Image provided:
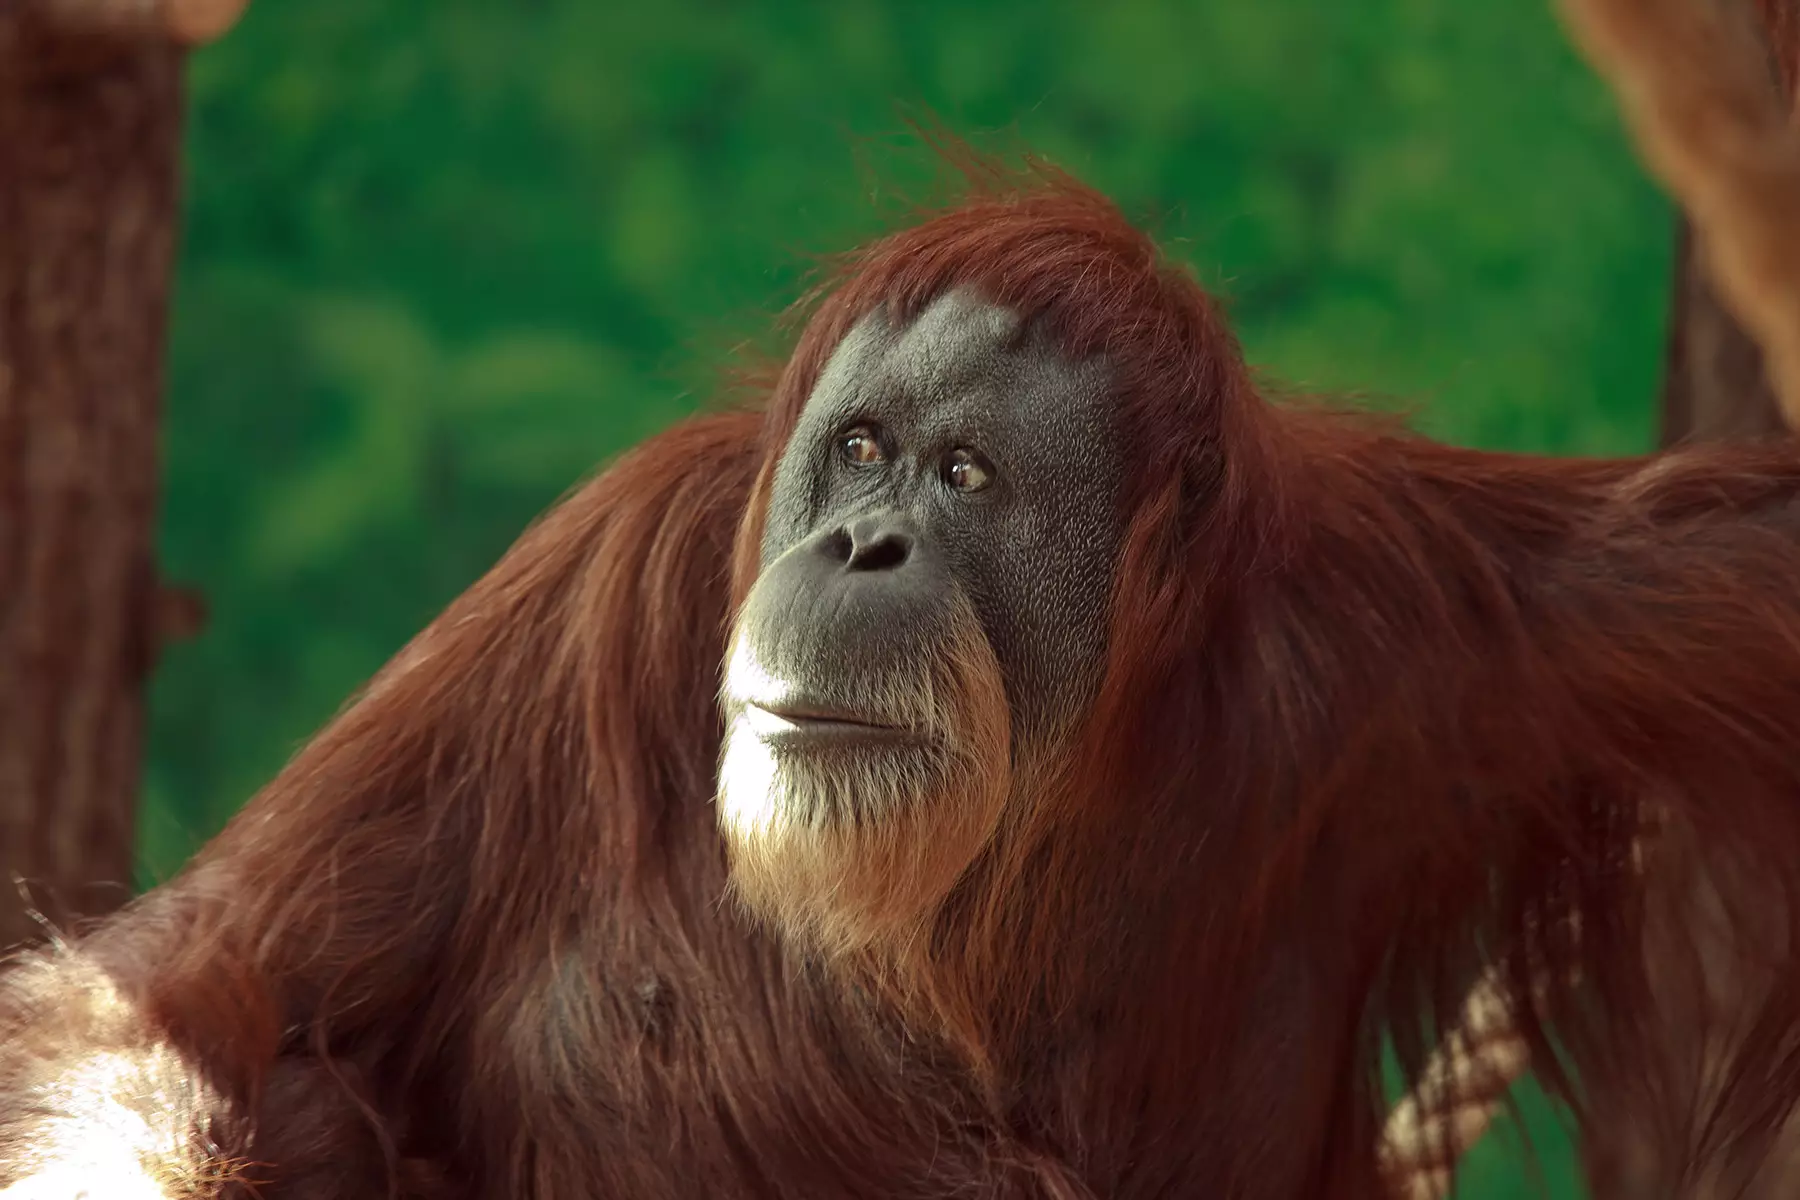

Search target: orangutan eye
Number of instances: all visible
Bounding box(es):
[943,448,993,493]
[838,424,886,466]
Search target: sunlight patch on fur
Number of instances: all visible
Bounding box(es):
[0,1162,170,1200]
[0,1048,185,1199]
[717,635,794,843]
[0,959,226,1199]
[717,706,788,844]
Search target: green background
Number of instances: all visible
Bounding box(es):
[147,2,1677,1192]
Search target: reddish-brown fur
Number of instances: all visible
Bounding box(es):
[5,157,1800,1198]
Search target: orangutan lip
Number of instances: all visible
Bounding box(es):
[748,702,895,730]
[742,702,922,745]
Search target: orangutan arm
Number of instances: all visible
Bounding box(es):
[0,409,763,1196]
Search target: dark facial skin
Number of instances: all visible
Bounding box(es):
[732,287,1124,766]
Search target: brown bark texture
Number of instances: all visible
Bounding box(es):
[1658,0,1800,444]
[0,20,186,951]
[33,0,249,48]
[1661,216,1790,443]
[1558,0,1800,429]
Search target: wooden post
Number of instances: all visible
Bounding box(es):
[1661,217,1790,442]
[1662,0,1794,442]
[0,3,230,950]
[1659,1,1800,443]
[1555,0,1800,429]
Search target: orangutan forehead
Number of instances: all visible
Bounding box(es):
[819,288,1023,397]
[804,286,1111,437]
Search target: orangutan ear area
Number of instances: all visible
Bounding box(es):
[4,1,1800,1198]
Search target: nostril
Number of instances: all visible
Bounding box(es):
[819,527,854,564]
[846,531,911,572]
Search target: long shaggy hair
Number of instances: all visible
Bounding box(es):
[4,152,1800,1200]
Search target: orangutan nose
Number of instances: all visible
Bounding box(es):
[822,513,917,574]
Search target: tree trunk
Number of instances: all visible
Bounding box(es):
[1660,216,1790,444]
[0,17,188,950]
[1660,0,1800,445]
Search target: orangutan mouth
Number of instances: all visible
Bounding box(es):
[741,702,925,748]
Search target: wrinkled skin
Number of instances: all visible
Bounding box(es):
[729,286,1122,761]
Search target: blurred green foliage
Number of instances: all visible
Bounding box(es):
[147,1,1677,1193]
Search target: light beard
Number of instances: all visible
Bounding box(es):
[715,619,1012,960]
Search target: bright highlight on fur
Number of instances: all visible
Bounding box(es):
[0,1051,187,1200]
[0,957,227,1199]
